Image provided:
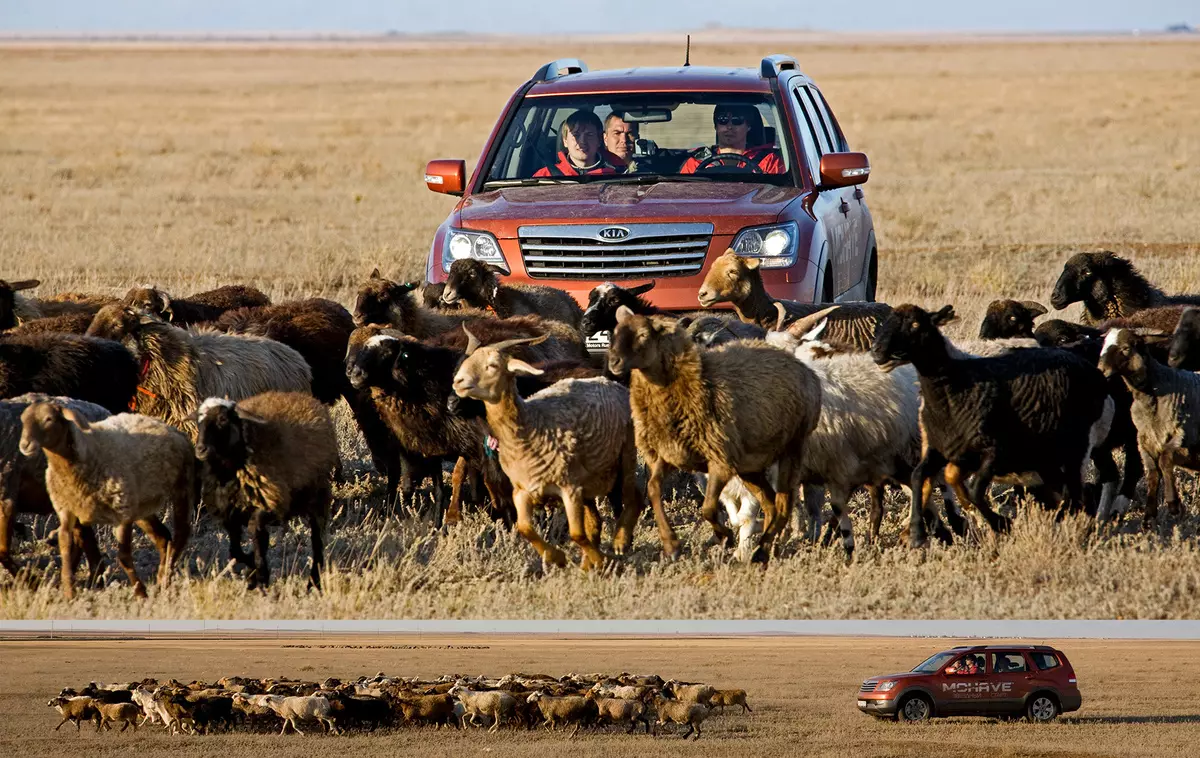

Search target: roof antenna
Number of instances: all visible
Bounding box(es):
[684,35,691,67]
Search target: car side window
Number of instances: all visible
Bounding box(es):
[810,87,849,152]
[992,653,1029,674]
[1031,652,1061,671]
[791,87,824,181]
[799,87,834,155]
[945,654,984,675]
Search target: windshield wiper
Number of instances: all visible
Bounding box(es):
[580,174,717,185]
[482,178,581,188]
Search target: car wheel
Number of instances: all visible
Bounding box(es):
[1026,694,1059,723]
[897,694,932,723]
[822,264,835,304]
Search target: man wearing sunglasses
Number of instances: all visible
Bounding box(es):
[678,103,785,175]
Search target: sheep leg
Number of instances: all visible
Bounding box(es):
[960,456,1010,533]
[513,489,567,569]
[800,484,823,543]
[743,471,785,563]
[114,522,148,598]
[248,510,272,590]
[56,509,78,599]
[55,717,69,731]
[583,499,603,555]
[563,488,604,571]
[1141,448,1160,530]
[1091,445,1121,520]
[680,722,694,739]
[909,452,948,548]
[868,484,885,546]
[223,509,254,567]
[136,516,172,587]
[307,509,325,592]
[76,525,105,589]
[700,465,737,548]
[1115,436,1142,520]
[1159,452,1182,519]
[0,501,16,577]
[642,457,682,559]
[827,485,856,558]
[446,457,467,527]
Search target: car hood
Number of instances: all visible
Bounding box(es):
[457,181,805,238]
[864,672,932,684]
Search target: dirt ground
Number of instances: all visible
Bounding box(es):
[2,635,1199,757]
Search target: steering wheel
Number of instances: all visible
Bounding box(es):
[693,151,764,174]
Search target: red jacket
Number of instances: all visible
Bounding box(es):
[534,151,621,177]
[678,144,785,175]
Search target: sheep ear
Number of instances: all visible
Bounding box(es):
[60,407,89,431]
[1020,301,1048,317]
[370,268,382,280]
[930,305,957,327]
[463,324,481,355]
[507,358,544,376]
[1133,327,1172,346]
[741,256,762,270]
[615,305,636,325]
[9,279,40,291]
[485,264,506,276]
[628,281,656,296]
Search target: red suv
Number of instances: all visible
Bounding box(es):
[857,645,1082,723]
[423,55,876,346]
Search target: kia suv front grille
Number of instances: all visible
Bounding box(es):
[518,222,713,280]
[859,681,878,693]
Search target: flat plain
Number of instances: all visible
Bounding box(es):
[2,36,1200,618]
[4,635,1200,757]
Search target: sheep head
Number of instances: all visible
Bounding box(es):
[452,326,546,403]
[353,268,419,327]
[1168,307,1200,370]
[697,250,757,308]
[194,397,261,477]
[871,303,956,373]
[1099,327,1169,383]
[346,331,404,391]
[979,299,1047,340]
[19,401,87,458]
[1050,250,1128,312]
[608,306,690,379]
[443,258,503,308]
[580,281,656,337]
[1033,318,1102,349]
[85,303,147,341]
[0,279,39,330]
[123,285,173,321]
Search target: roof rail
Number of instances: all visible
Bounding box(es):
[760,54,801,79]
[531,58,589,82]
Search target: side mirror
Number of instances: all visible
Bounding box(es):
[816,152,870,190]
[424,159,466,196]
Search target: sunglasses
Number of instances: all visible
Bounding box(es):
[715,114,747,126]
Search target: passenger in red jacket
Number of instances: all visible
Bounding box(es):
[678,104,785,175]
[534,109,622,177]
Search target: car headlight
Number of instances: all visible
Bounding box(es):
[730,222,799,269]
[442,228,508,273]
[878,681,897,692]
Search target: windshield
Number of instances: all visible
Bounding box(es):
[482,92,795,187]
[912,652,959,674]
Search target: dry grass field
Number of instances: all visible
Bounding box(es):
[2,36,1200,619]
[4,634,1200,757]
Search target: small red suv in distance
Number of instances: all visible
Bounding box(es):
[857,645,1081,723]
[423,55,876,347]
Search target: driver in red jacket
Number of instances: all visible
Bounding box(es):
[534,109,622,177]
[678,104,785,174]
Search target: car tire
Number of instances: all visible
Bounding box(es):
[1026,693,1059,723]
[864,251,878,302]
[897,694,932,723]
[822,264,835,304]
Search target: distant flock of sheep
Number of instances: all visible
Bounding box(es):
[5,248,1200,596]
[47,671,748,738]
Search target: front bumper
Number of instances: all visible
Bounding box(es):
[857,696,898,716]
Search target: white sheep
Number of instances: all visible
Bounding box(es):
[19,403,195,599]
[447,685,516,732]
[258,694,339,735]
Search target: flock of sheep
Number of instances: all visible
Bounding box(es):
[5,247,1200,596]
[47,671,748,738]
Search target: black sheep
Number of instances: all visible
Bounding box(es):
[441,258,584,328]
[1050,251,1200,325]
[1168,307,1200,371]
[978,299,1047,340]
[123,284,271,326]
[871,304,1112,547]
[580,281,659,337]
[0,333,137,414]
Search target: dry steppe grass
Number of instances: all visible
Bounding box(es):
[1,37,1199,619]
[3,635,1200,758]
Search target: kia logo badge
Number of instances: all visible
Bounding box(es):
[597,226,630,241]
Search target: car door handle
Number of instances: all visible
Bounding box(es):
[838,199,850,215]
[853,187,863,200]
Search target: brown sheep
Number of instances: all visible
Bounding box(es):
[697,250,891,349]
[47,696,100,731]
[353,268,494,336]
[395,694,458,728]
[442,259,584,328]
[709,688,751,714]
[608,307,821,563]
[122,284,271,326]
[652,695,710,739]
[95,701,142,732]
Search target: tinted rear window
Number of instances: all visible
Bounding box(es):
[1032,652,1061,671]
